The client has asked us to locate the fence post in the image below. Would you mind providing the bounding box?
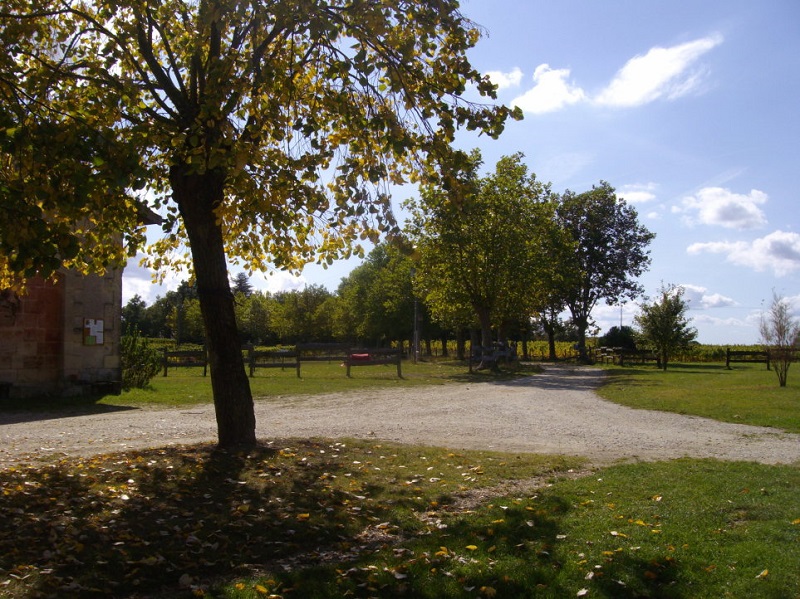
[725,347,731,369]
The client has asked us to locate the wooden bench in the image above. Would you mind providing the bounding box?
[616,348,661,367]
[247,347,300,377]
[295,342,351,367]
[726,348,771,370]
[345,347,402,377]
[162,348,207,376]
[593,347,619,364]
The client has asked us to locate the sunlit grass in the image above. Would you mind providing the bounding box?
[596,362,800,433]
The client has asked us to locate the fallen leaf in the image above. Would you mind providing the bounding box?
[756,569,769,579]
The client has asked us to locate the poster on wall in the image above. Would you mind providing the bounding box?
[83,318,104,345]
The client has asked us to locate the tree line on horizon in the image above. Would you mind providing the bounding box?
[123,152,659,364]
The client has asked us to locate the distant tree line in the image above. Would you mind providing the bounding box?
[124,153,657,360]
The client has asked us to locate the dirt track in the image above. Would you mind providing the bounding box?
[2,364,799,467]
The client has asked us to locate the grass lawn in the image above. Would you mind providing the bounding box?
[595,362,800,434]
[2,360,799,597]
[1,442,797,598]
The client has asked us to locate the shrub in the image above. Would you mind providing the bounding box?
[120,327,162,390]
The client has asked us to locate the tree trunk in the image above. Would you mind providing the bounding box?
[574,316,590,363]
[171,165,257,448]
[476,306,495,370]
[456,328,466,361]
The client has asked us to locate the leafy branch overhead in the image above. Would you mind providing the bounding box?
[1,0,520,446]
[1,0,520,281]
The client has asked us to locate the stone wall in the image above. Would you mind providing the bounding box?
[0,267,122,398]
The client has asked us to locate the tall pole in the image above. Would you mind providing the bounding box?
[410,267,418,364]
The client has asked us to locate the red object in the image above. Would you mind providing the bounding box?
[350,353,370,361]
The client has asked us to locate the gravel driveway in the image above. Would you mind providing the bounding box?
[2,364,799,467]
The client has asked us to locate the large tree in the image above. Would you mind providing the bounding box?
[555,182,655,362]
[0,0,517,446]
[634,283,697,371]
[407,151,555,358]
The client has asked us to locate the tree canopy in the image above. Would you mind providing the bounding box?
[1,0,519,446]
[634,283,697,371]
[555,182,655,361]
[407,151,556,354]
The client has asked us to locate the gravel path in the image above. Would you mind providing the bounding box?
[2,364,799,468]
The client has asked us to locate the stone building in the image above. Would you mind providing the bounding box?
[0,207,160,399]
[0,269,124,398]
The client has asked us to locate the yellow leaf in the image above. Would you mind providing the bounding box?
[466,545,478,551]
[296,513,310,520]
[792,518,800,525]
[254,584,268,594]
[235,583,245,590]
[756,569,769,579]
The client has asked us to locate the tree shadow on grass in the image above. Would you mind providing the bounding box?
[0,442,699,598]
[0,442,401,597]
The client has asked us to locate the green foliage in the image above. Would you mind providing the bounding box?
[2,0,519,446]
[634,283,698,370]
[407,151,557,346]
[599,325,637,349]
[336,241,416,345]
[556,181,655,359]
[119,327,161,390]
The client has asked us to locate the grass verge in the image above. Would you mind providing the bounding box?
[1,443,797,598]
[595,362,800,433]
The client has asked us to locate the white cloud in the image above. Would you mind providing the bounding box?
[687,230,800,276]
[679,283,737,309]
[620,182,658,204]
[511,64,586,114]
[595,34,723,107]
[122,255,187,305]
[677,187,768,229]
[251,270,308,294]
[486,67,523,90]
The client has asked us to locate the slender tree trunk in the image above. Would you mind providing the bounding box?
[171,165,257,448]
[476,306,495,369]
[574,315,590,363]
[540,317,557,361]
[456,328,466,361]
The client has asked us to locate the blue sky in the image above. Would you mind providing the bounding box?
[124,0,800,344]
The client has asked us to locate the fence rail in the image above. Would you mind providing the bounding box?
[162,344,402,378]
[725,348,771,370]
